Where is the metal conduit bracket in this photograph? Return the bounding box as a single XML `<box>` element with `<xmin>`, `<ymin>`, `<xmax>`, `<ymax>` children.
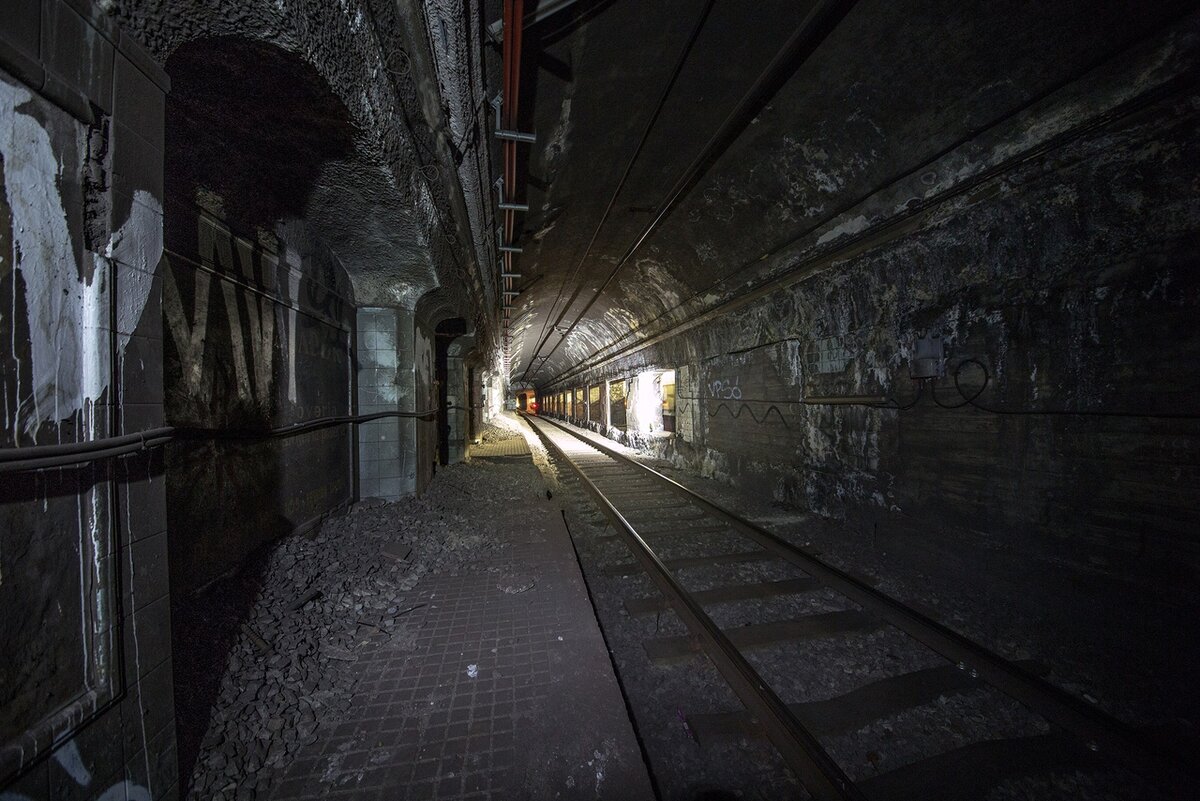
<box><xmin>495</xmin><ymin>129</ymin><xmax>537</xmax><ymax>143</ymax></box>
<box><xmin>500</xmin><ymin>272</ymin><xmax>522</xmax><ymax>278</ymax></box>
<box><xmin>499</xmin><ymin>244</ymin><xmax>523</xmax><ymax>253</ymax></box>
<box><xmin>498</xmin><ymin>201</ymin><xmax>530</xmax><ymax>211</ymax></box>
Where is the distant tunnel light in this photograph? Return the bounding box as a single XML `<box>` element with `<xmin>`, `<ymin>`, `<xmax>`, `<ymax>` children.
<box><xmin>634</xmin><ymin>370</ymin><xmax>664</xmax><ymax>434</ymax></box>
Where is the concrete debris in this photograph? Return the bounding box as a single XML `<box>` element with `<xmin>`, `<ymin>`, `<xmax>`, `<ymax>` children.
<box><xmin>477</xmin><ymin>419</ymin><xmax>522</xmax><ymax>444</ymax></box>
<box><xmin>183</xmin><ymin>462</ymin><xmax>511</xmax><ymax>800</ymax></box>
<box><xmin>381</xmin><ymin>541</ymin><xmax>413</xmax><ymax>563</ymax></box>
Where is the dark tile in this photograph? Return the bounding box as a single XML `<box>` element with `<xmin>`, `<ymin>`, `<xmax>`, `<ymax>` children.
<box><xmin>120</xmin><ymin>334</ymin><xmax>166</xmax><ymax>408</ymax></box>
<box><xmin>0</xmin><ymin>0</ymin><xmax>40</xmax><ymax>56</ymax></box>
<box><xmin>114</xmin><ymin>51</ymin><xmax>165</xmax><ymax>151</ymax></box>
<box><xmin>123</xmin><ymin>719</ymin><xmax>177</xmax><ymax>800</ymax></box>
<box><xmin>121</xmin><ymin>529</ymin><xmax>168</xmax><ymax>613</ymax></box>
<box><xmin>154</xmin><ymin>779</ymin><xmax>180</xmax><ymax>801</ymax></box>
<box><xmin>115</xmin><ymin>446</ymin><xmax>166</xmax><ymax>545</ymax></box>
<box><xmin>47</xmin><ymin>724</ymin><xmax>126</xmax><ymax>801</ymax></box>
<box><xmin>111</xmin><ymin>120</ymin><xmax>164</xmax><ymax>205</ymax></box>
<box><xmin>121</xmin><ymin>592</ymin><xmax>171</xmax><ymax>680</ymax></box>
<box><xmin>41</xmin><ymin>0</ymin><xmax>113</xmax><ymax>111</ymax></box>
<box><xmin>119</xmin><ymin>658</ymin><xmax>174</xmax><ymax>758</ymax></box>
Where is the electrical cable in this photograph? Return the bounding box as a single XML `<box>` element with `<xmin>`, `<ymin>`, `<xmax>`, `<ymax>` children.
<box><xmin>525</xmin><ymin>0</ymin><xmax>860</xmax><ymax>383</ymax></box>
<box><xmin>944</xmin><ymin>359</ymin><xmax>1200</xmax><ymax>420</ymax></box>
<box><xmin>0</xmin><ymin>409</ymin><xmax>443</xmax><ymax>474</ymax></box>
<box><xmin>520</xmin><ymin>0</ymin><xmax>719</xmax><ymax>384</ymax></box>
<box><xmin>930</xmin><ymin>366</ymin><xmax>980</xmax><ymax>410</ymax></box>
<box><xmin>875</xmin><ymin>380</ymin><xmax>925</xmax><ymax>411</ymax></box>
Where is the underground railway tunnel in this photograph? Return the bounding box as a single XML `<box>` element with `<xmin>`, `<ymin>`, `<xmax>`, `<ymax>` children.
<box><xmin>2</xmin><ymin>0</ymin><xmax>1199</xmax><ymax>799</ymax></box>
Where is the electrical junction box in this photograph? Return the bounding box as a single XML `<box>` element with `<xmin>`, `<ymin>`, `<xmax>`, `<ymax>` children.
<box><xmin>911</xmin><ymin>332</ymin><xmax>946</xmax><ymax>379</ymax></box>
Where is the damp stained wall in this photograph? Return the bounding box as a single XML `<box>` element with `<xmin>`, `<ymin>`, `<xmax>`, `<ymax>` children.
<box><xmin>2</xmin><ymin>1</ymin><xmax>490</xmax><ymax>796</ymax></box>
<box><xmin>1</xmin><ymin>1</ymin><xmax>178</xmax><ymax>797</ymax></box>
<box><xmin>548</xmin><ymin>18</ymin><xmax>1200</xmax><ymax>574</ymax></box>
<box><xmin>161</xmin><ymin>202</ymin><xmax>355</xmax><ymax>597</ymax></box>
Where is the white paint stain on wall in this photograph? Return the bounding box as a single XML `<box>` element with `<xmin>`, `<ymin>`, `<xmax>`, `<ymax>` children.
<box><xmin>2</xmin><ymin>78</ymin><xmax>93</xmax><ymax>436</ymax></box>
<box><xmin>109</xmin><ymin>190</ymin><xmax>164</xmax><ymax>350</ymax></box>
<box><xmin>2</xmin><ymin>80</ymin><xmax>161</xmax><ymax>438</ymax></box>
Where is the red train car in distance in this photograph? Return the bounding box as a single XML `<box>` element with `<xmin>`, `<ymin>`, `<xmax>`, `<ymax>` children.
<box><xmin>516</xmin><ymin>390</ymin><xmax>538</xmax><ymax>413</ymax></box>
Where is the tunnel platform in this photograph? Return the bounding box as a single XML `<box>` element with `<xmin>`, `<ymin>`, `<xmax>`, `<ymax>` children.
<box><xmin>260</xmin><ymin>436</ymin><xmax>652</xmax><ymax>801</ymax></box>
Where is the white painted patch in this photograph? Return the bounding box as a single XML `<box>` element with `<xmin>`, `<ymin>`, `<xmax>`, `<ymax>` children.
<box><xmin>1</xmin><ymin>79</ymin><xmax>95</xmax><ymax>435</ymax></box>
<box><xmin>816</xmin><ymin>214</ymin><xmax>871</xmax><ymax>246</ymax></box>
<box><xmin>276</xmin><ymin>221</ymin><xmax>305</xmax><ymax>404</ymax></box>
<box><xmin>109</xmin><ymin>190</ymin><xmax>163</xmax><ymax>350</ymax></box>
<box><xmin>96</xmin><ymin>782</ymin><xmax>151</xmax><ymax>801</ymax></box>
<box><xmin>52</xmin><ymin>740</ymin><xmax>92</xmax><ymax>786</ymax></box>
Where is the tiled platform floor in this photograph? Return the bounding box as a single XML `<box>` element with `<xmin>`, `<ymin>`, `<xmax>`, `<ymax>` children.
<box><xmin>268</xmin><ymin>456</ymin><xmax>653</xmax><ymax>800</ymax></box>
<box><xmin>468</xmin><ymin>438</ymin><xmax>531</xmax><ymax>458</ymax></box>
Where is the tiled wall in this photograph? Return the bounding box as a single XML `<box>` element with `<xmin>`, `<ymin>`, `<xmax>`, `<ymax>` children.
<box><xmin>1</xmin><ymin>1</ymin><xmax>177</xmax><ymax>798</ymax></box>
<box><xmin>357</xmin><ymin>308</ymin><xmax>416</xmax><ymax>499</ymax></box>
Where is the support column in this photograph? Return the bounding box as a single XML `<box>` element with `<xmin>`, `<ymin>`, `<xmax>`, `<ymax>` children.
<box><xmin>356</xmin><ymin>308</ymin><xmax>417</xmax><ymax>500</ymax></box>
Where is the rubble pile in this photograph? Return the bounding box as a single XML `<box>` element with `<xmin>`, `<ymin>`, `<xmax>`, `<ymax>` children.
<box><xmin>184</xmin><ymin>466</ymin><xmax>509</xmax><ymax>800</ymax></box>
<box><xmin>476</xmin><ymin>417</ymin><xmax>523</xmax><ymax>444</ymax></box>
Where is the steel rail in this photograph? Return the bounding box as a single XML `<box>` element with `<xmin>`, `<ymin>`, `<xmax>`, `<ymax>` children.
<box><xmin>523</xmin><ymin>414</ymin><xmax>865</xmax><ymax>800</ymax></box>
<box><xmin>530</xmin><ymin>414</ymin><xmax>1193</xmax><ymax>797</ymax></box>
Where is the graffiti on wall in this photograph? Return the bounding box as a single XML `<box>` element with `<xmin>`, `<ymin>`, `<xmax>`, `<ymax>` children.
<box><xmin>161</xmin><ymin>211</ymin><xmax>350</xmax><ymax>423</ymax></box>
<box><xmin>0</xmin><ymin>75</ymin><xmax>133</xmax><ymax>784</ymax></box>
<box><xmin>708</xmin><ymin>377</ymin><xmax>742</xmax><ymax>400</ymax></box>
<box><xmin>162</xmin><ymin>206</ymin><xmax>352</xmax><ymax>594</ymax></box>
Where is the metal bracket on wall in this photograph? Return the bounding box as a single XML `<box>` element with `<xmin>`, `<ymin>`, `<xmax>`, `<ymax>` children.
<box><xmin>495</xmin><ymin>129</ymin><xmax>537</xmax><ymax>143</ymax></box>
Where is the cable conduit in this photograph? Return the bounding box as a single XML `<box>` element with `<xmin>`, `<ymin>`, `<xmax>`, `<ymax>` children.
<box><xmin>0</xmin><ymin>408</ymin><xmax>450</xmax><ymax>473</ymax></box>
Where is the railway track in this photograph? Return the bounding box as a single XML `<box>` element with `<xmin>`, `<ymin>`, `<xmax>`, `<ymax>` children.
<box><xmin>520</xmin><ymin>412</ymin><xmax>1191</xmax><ymax>800</ymax></box>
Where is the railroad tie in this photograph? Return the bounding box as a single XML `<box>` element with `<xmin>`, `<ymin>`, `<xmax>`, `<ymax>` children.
<box><xmin>856</xmin><ymin>732</ymin><xmax>1099</xmax><ymax>801</ymax></box>
<box><xmin>602</xmin><ymin>549</ymin><xmax>775</xmax><ymax>577</ymax></box>
<box><xmin>625</xmin><ymin>577</ymin><xmax>819</xmax><ymax>616</ymax></box>
<box><xmin>686</xmin><ymin>660</ymin><xmax>1049</xmax><ymax>743</ymax></box>
<box><xmin>643</xmin><ymin>610</ymin><xmax>882</xmax><ymax>663</ymax></box>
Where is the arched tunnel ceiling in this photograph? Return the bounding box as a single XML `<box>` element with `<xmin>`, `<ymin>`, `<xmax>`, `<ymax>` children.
<box><xmin>500</xmin><ymin>0</ymin><xmax>1195</xmax><ymax>387</ymax></box>
<box><xmin>166</xmin><ymin>35</ymin><xmax>459</xmax><ymax>310</ymax></box>
<box><xmin>135</xmin><ymin>0</ymin><xmax>494</xmax><ymax>329</ymax></box>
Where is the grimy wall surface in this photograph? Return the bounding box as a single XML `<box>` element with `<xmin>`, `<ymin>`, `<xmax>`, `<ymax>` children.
<box><xmin>1</xmin><ymin>1</ymin><xmax>177</xmax><ymax>798</ymax></box>
<box><xmin>161</xmin><ymin>202</ymin><xmax>355</xmax><ymax>597</ymax></box>
<box><xmin>1</xmin><ymin>1</ymin><xmax>478</xmax><ymax>798</ymax></box>
<box><xmin>551</xmin><ymin>19</ymin><xmax>1200</xmax><ymax>573</ymax></box>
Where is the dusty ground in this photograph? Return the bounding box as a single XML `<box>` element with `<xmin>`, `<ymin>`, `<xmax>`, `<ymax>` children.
<box><xmin>175</xmin><ymin>456</ymin><xmax>509</xmax><ymax>799</ymax></box>
<box><xmin>174</xmin><ymin>414</ymin><xmax>652</xmax><ymax>801</ymax></box>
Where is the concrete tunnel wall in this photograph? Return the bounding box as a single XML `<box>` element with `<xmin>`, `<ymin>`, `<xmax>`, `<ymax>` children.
<box><xmin>0</xmin><ymin>1</ymin><xmax>484</xmax><ymax>797</ymax></box>
<box><xmin>540</xmin><ymin>18</ymin><xmax>1200</xmax><ymax>577</ymax></box>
